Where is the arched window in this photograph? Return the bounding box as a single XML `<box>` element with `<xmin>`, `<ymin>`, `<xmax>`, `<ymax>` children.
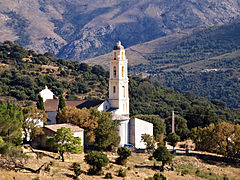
<box><xmin>113</xmin><ymin>66</ymin><xmax>116</xmax><ymax>78</ymax></box>
<box><xmin>122</xmin><ymin>52</ymin><xmax>124</xmax><ymax>60</ymax></box>
<box><xmin>123</xmin><ymin>104</ymin><xmax>125</xmax><ymax>111</ymax></box>
<box><xmin>113</xmin><ymin>86</ymin><xmax>116</xmax><ymax>93</ymax></box>
<box><xmin>122</xmin><ymin>66</ymin><xmax>124</xmax><ymax>77</ymax></box>
<box><xmin>122</xmin><ymin>86</ymin><xmax>125</xmax><ymax>97</ymax></box>
<box><xmin>114</xmin><ymin>52</ymin><xmax>116</xmax><ymax>60</ymax></box>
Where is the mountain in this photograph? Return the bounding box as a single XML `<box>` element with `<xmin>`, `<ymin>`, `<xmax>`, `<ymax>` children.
<box><xmin>0</xmin><ymin>0</ymin><xmax>240</xmax><ymax>61</ymax></box>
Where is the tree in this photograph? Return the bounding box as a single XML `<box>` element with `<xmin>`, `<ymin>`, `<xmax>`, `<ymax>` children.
<box><xmin>141</xmin><ymin>134</ymin><xmax>155</xmax><ymax>151</ymax></box>
<box><xmin>116</xmin><ymin>147</ymin><xmax>131</xmax><ymax>165</ymax></box>
<box><xmin>190</xmin><ymin>124</ymin><xmax>216</xmax><ymax>152</ymax></box>
<box><xmin>165</xmin><ymin>116</ymin><xmax>189</xmax><ymax>140</ymax></box>
<box><xmin>36</xmin><ymin>95</ymin><xmax>44</xmax><ymax>110</ymax></box>
<box><xmin>155</xmin><ymin>133</ymin><xmax>165</xmax><ymax>147</ymax></box>
<box><xmin>58</xmin><ymin>94</ymin><xmax>66</xmax><ymax>111</ymax></box>
<box><xmin>84</xmin><ymin>151</ymin><xmax>109</xmax><ymax>175</ymax></box>
<box><xmin>0</xmin><ymin>102</ymin><xmax>42</xmax><ymax>173</ymax></box>
<box><xmin>57</xmin><ymin>107</ymin><xmax>98</xmax><ymax>142</ymax></box>
<box><xmin>0</xmin><ymin>102</ymin><xmax>23</xmax><ymax>145</ymax></box>
<box><xmin>231</xmin><ymin>124</ymin><xmax>240</xmax><ymax>159</ymax></box>
<box><xmin>46</xmin><ymin>127</ymin><xmax>82</xmax><ymax>162</ymax></box>
<box><xmin>153</xmin><ymin>146</ymin><xmax>173</xmax><ymax>172</ymax></box>
<box><xmin>214</xmin><ymin>122</ymin><xmax>235</xmax><ymax>156</ymax></box>
<box><xmin>166</xmin><ymin>133</ymin><xmax>180</xmax><ymax>150</ymax></box>
<box><xmin>93</xmin><ymin>110</ymin><xmax>120</xmax><ymax>149</ymax></box>
<box><xmin>190</xmin><ymin>122</ymin><xmax>238</xmax><ymax>157</ymax></box>
<box><xmin>185</xmin><ymin>106</ymin><xmax>219</xmax><ymax>129</ymax></box>
<box><xmin>22</xmin><ymin>106</ymin><xmax>47</xmax><ymax>143</ymax></box>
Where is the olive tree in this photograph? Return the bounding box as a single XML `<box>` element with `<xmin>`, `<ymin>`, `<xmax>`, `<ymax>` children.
<box><xmin>46</xmin><ymin>127</ymin><xmax>82</xmax><ymax>162</ymax></box>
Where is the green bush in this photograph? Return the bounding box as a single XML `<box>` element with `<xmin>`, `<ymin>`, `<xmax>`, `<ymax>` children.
<box><xmin>72</xmin><ymin>162</ymin><xmax>82</xmax><ymax>179</ymax></box>
<box><xmin>45</xmin><ymin>163</ymin><xmax>51</xmax><ymax>172</ymax></box>
<box><xmin>116</xmin><ymin>147</ymin><xmax>131</xmax><ymax>165</ymax></box>
<box><xmin>84</xmin><ymin>151</ymin><xmax>109</xmax><ymax>175</ymax></box>
<box><xmin>49</xmin><ymin>161</ymin><xmax>55</xmax><ymax>166</ymax></box>
<box><xmin>32</xmin><ymin>177</ymin><xmax>40</xmax><ymax>180</ymax></box>
<box><xmin>118</xmin><ymin>168</ymin><xmax>126</xmax><ymax>177</ymax></box>
<box><xmin>145</xmin><ymin>173</ymin><xmax>166</xmax><ymax>180</ymax></box>
<box><xmin>105</xmin><ymin>172</ymin><xmax>113</xmax><ymax>179</ymax></box>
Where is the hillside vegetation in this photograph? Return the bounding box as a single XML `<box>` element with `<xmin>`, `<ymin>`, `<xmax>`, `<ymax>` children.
<box><xmin>0</xmin><ymin>41</ymin><xmax>239</xmax><ymax>130</ymax></box>
<box><xmin>0</xmin><ymin>41</ymin><xmax>108</xmax><ymax>104</ymax></box>
<box><xmin>145</xmin><ymin>20</ymin><xmax>240</xmax><ymax>108</ymax></box>
<box><xmin>87</xmin><ymin>20</ymin><xmax>240</xmax><ymax>108</ymax></box>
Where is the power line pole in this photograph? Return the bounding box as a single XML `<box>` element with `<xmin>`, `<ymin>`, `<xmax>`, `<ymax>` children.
<box><xmin>172</xmin><ymin>111</ymin><xmax>175</xmax><ymax>133</ymax></box>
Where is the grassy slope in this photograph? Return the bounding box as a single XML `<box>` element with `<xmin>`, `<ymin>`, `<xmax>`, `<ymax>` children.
<box><xmin>0</xmin><ymin>147</ymin><xmax>239</xmax><ymax>180</ymax></box>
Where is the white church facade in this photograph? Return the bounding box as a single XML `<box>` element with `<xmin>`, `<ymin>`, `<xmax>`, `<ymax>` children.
<box><xmin>39</xmin><ymin>41</ymin><xmax>153</xmax><ymax>149</ymax></box>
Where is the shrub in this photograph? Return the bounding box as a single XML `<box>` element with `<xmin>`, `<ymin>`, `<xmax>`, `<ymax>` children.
<box><xmin>45</xmin><ymin>163</ymin><xmax>50</xmax><ymax>172</ymax></box>
<box><xmin>49</xmin><ymin>161</ymin><xmax>55</xmax><ymax>166</ymax></box>
<box><xmin>145</xmin><ymin>173</ymin><xmax>166</xmax><ymax>180</ymax></box>
<box><xmin>116</xmin><ymin>147</ymin><xmax>131</xmax><ymax>165</ymax></box>
<box><xmin>195</xmin><ymin>169</ymin><xmax>209</xmax><ymax>178</ymax></box>
<box><xmin>118</xmin><ymin>168</ymin><xmax>126</xmax><ymax>177</ymax></box>
<box><xmin>84</xmin><ymin>151</ymin><xmax>109</xmax><ymax>175</ymax></box>
<box><xmin>32</xmin><ymin>177</ymin><xmax>40</xmax><ymax>180</ymax></box>
<box><xmin>105</xmin><ymin>172</ymin><xmax>113</xmax><ymax>179</ymax></box>
<box><xmin>72</xmin><ymin>162</ymin><xmax>82</xmax><ymax>179</ymax></box>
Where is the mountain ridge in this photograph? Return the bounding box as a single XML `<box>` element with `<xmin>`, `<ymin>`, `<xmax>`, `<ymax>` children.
<box><xmin>0</xmin><ymin>0</ymin><xmax>240</xmax><ymax>61</ymax></box>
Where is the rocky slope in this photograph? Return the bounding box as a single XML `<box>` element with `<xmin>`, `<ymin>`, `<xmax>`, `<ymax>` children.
<box><xmin>0</xmin><ymin>0</ymin><xmax>240</xmax><ymax>61</ymax></box>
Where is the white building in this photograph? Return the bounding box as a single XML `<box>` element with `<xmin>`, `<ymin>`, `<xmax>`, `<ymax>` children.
<box><xmin>39</xmin><ymin>41</ymin><xmax>153</xmax><ymax>149</ymax></box>
<box><xmin>108</xmin><ymin>41</ymin><xmax>153</xmax><ymax>148</ymax></box>
<box><xmin>129</xmin><ymin>118</ymin><xmax>154</xmax><ymax>149</ymax></box>
<box><xmin>39</xmin><ymin>86</ymin><xmax>54</xmax><ymax>102</ymax></box>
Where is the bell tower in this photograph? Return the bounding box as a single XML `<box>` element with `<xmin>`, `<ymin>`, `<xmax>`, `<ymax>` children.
<box><xmin>109</xmin><ymin>41</ymin><xmax>129</xmax><ymax>120</ymax></box>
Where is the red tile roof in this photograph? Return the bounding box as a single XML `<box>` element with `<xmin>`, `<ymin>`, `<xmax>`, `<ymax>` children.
<box><xmin>45</xmin><ymin>123</ymin><xmax>84</xmax><ymax>132</ymax></box>
<box><xmin>44</xmin><ymin>99</ymin><xmax>104</xmax><ymax>112</ymax></box>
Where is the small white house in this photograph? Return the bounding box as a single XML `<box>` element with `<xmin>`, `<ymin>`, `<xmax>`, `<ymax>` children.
<box><xmin>129</xmin><ymin>118</ymin><xmax>154</xmax><ymax>149</ymax></box>
<box><xmin>39</xmin><ymin>86</ymin><xmax>54</xmax><ymax>102</ymax></box>
<box><xmin>32</xmin><ymin>123</ymin><xmax>84</xmax><ymax>148</ymax></box>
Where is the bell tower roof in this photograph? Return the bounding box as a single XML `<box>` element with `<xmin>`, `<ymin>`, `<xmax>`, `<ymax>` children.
<box><xmin>113</xmin><ymin>41</ymin><xmax>124</xmax><ymax>50</ymax></box>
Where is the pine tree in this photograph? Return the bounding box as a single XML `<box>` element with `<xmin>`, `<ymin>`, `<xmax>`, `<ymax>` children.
<box><xmin>93</xmin><ymin>110</ymin><xmax>120</xmax><ymax>149</ymax></box>
<box><xmin>36</xmin><ymin>95</ymin><xmax>44</xmax><ymax>110</ymax></box>
<box><xmin>58</xmin><ymin>95</ymin><xmax>66</xmax><ymax>111</ymax></box>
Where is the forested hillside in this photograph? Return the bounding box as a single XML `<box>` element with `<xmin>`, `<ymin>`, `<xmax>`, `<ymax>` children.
<box><xmin>0</xmin><ymin>41</ymin><xmax>108</xmax><ymax>104</ymax></box>
<box><xmin>0</xmin><ymin>41</ymin><xmax>239</xmax><ymax>129</ymax></box>
<box><xmin>128</xmin><ymin>20</ymin><xmax>240</xmax><ymax>108</ymax></box>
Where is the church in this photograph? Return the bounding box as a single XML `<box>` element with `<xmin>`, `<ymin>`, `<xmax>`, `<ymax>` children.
<box><xmin>40</xmin><ymin>41</ymin><xmax>153</xmax><ymax>149</ymax></box>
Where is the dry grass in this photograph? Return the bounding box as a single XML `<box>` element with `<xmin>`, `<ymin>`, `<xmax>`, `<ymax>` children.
<box><xmin>0</xmin><ymin>148</ymin><xmax>240</xmax><ymax>180</ymax></box>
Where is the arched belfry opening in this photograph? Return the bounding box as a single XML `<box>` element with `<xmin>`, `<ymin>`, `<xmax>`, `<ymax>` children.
<box><xmin>113</xmin><ymin>66</ymin><xmax>116</xmax><ymax>78</ymax></box>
